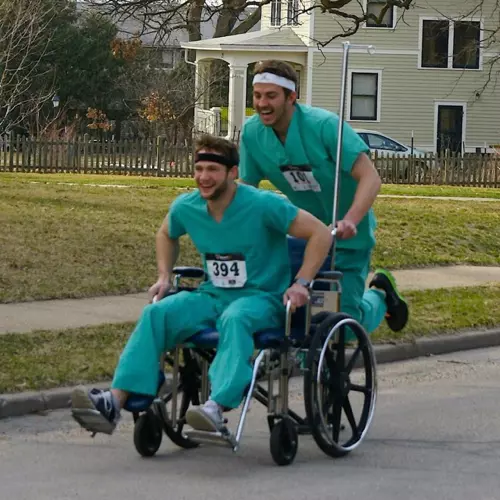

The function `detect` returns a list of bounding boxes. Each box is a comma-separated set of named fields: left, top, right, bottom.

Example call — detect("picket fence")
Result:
left=0, top=135, right=498, bottom=187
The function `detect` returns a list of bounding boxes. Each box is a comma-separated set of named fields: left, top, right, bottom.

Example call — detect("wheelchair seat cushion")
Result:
left=187, top=327, right=285, bottom=349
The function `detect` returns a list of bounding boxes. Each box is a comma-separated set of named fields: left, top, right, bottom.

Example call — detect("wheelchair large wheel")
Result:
left=134, top=408, right=163, bottom=457
left=304, top=312, right=377, bottom=458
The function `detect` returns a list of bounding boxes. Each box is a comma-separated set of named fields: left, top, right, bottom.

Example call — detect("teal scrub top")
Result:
left=239, top=103, right=377, bottom=251
left=167, top=183, right=299, bottom=300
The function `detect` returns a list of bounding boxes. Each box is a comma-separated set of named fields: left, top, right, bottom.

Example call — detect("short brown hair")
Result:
left=194, top=134, right=239, bottom=168
left=253, top=60, right=298, bottom=84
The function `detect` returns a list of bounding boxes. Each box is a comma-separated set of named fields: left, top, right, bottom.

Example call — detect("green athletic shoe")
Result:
left=369, top=269, right=409, bottom=332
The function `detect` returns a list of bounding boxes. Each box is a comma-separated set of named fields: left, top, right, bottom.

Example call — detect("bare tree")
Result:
left=84, top=0, right=415, bottom=44
left=116, top=49, right=230, bottom=141
left=0, top=0, right=63, bottom=134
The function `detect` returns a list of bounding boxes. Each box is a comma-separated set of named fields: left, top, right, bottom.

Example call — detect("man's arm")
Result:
left=283, top=209, right=332, bottom=310
left=288, top=209, right=333, bottom=283
left=343, top=152, right=382, bottom=227
left=322, top=117, right=381, bottom=238
left=238, top=131, right=263, bottom=187
left=148, top=217, right=182, bottom=302
left=156, top=220, right=180, bottom=285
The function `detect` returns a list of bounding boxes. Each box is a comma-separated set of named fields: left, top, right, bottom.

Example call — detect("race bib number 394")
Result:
left=205, top=253, right=247, bottom=288
left=280, top=165, right=321, bottom=192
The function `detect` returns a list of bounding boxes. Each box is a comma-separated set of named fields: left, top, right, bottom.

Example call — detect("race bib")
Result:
left=205, top=253, right=247, bottom=288
left=280, top=165, right=321, bottom=192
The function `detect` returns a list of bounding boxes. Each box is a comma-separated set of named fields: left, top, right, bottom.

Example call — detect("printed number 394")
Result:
left=212, top=262, right=240, bottom=277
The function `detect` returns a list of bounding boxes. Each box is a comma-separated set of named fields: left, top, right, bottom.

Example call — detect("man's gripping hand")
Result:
left=334, top=219, right=358, bottom=240
left=148, top=278, right=172, bottom=303
left=283, top=282, right=310, bottom=313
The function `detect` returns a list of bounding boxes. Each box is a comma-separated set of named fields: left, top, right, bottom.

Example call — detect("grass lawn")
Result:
left=1, top=175, right=499, bottom=303
left=0, top=283, right=498, bottom=394
left=1, top=172, right=500, bottom=198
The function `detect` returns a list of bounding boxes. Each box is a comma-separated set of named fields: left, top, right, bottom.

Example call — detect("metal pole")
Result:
left=330, top=42, right=376, bottom=271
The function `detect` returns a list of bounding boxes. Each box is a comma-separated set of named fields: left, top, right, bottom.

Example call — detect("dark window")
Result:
left=366, top=0, right=394, bottom=28
left=350, top=73, right=378, bottom=121
left=271, top=0, right=282, bottom=26
left=287, top=0, right=299, bottom=25
left=453, top=21, right=480, bottom=69
left=421, top=20, right=449, bottom=68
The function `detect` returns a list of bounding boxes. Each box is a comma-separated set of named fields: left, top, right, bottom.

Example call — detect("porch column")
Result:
left=226, top=63, right=247, bottom=140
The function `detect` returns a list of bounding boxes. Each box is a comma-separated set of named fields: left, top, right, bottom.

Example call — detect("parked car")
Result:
left=354, top=128, right=428, bottom=157
left=354, top=128, right=433, bottom=181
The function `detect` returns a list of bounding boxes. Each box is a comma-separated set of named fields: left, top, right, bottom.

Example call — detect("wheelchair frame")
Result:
left=127, top=263, right=377, bottom=466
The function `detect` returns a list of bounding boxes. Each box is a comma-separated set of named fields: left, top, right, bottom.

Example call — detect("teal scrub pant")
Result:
left=111, top=290, right=285, bottom=409
left=287, top=237, right=387, bottom=334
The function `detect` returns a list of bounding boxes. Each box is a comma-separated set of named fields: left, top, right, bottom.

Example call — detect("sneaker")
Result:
left=185, top=400, right=227, bottom=433
left=369, top=269, right=409, bottom=332
left=71, top=386, right=120, bottom=435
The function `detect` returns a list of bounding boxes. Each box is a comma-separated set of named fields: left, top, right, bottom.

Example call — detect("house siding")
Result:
left=261, top=1, right=311, bottom=41
left=310, top=51, right=500, bottom=151
left=312, top=0, right=500, bottom=50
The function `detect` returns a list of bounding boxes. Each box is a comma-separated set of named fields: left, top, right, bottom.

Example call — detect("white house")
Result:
left=181, top=0, right=500, bottom=153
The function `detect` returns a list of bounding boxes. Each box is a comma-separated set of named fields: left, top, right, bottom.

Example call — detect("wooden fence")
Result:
left=0, top=135, right=498, bottom=187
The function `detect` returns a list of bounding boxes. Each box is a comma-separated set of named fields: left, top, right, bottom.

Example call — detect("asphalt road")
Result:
left=2, top=347, right=500, bottom=500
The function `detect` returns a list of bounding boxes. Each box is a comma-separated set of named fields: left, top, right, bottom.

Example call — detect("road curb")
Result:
left=1, top=327, right=500, bottom=420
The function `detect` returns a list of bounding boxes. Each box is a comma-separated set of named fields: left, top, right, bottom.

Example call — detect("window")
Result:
left=287, top=0, right=299, bottom=25
left=365, top=133, right=406, bottom=152
left=350, top=72, right=379, bottom=121
left=271, top=0, right=282, bottom=26
left=421, top=19, right=481, bottom=70
left=421, top=20, right=449, bottom=68
left=366, top=0, right=394, bottom=28
left=453, top=21, right=480, bottom=69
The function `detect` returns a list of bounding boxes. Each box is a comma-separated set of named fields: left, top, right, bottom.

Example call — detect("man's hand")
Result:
left=283, top=283, right=310, bottom=313
left=335, top=219, right=357, bottom=240
left=148, top=278, right=172, bottom=303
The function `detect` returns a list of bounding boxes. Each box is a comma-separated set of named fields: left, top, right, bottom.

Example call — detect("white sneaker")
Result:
left=185, top=400, right=226, bottom=432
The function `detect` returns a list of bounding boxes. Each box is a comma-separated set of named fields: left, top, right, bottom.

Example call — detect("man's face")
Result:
left=194, top=149, right=237, bottom=200
left=253, top=82, right=295, bottom=127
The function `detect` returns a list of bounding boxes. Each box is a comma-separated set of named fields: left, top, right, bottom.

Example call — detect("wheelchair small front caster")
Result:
left=270, top=418, right=298, bottom=466
left=133, top=408, right=163, bottom=457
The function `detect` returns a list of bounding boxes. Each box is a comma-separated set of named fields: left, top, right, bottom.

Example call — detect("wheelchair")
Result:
left=121, top=264, right=378, bottom=466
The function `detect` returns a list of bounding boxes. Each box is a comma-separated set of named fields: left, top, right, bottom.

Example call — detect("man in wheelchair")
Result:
left=71, top=134, right=333, bottom=436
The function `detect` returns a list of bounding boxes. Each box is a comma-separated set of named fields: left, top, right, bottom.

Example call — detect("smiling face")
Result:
left=253, top=82, right=296, bottom=128
left=194, top=149, right=238, bottom=201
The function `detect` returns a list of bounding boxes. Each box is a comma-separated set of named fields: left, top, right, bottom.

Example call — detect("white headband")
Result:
left=252, top=72, right=296, bottom=92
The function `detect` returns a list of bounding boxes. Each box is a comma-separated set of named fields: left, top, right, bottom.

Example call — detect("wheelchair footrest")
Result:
left=184, top=429, right=237, bottom=449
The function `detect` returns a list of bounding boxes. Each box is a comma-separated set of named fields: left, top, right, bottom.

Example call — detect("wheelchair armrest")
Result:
left=314, top=270, right=343, bottom=281
left=173, top=266, right=207, bottom=279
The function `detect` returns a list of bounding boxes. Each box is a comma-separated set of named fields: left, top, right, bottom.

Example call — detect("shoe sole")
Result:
left=70, top=386, right=116, bottom=435
left=372, top=270, right=409, bottom=332
left=185, top=408, right=218, bottom=432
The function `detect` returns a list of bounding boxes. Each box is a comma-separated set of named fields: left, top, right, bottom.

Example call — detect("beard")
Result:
left=202, top=178, right=229, bottom=201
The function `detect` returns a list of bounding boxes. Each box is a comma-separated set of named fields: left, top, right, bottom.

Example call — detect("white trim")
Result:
left=418, top=15, right=484, bottom=71
left=306, top=47, right=313, bottom=105
left=346, top=69, right=383, bottom=123
left=361, top=0, right=397, bottom=30
left=433, top=101, right=467, bottom=154
left=312, top=47, right=418, bottom=55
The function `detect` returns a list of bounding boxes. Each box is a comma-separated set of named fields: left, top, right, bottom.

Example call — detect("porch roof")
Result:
left=180, top=28, right=307, bottom=52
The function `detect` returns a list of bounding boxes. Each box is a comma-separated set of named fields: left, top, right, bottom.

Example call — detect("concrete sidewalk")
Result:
left=1, top=265, right=499, bottom=335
